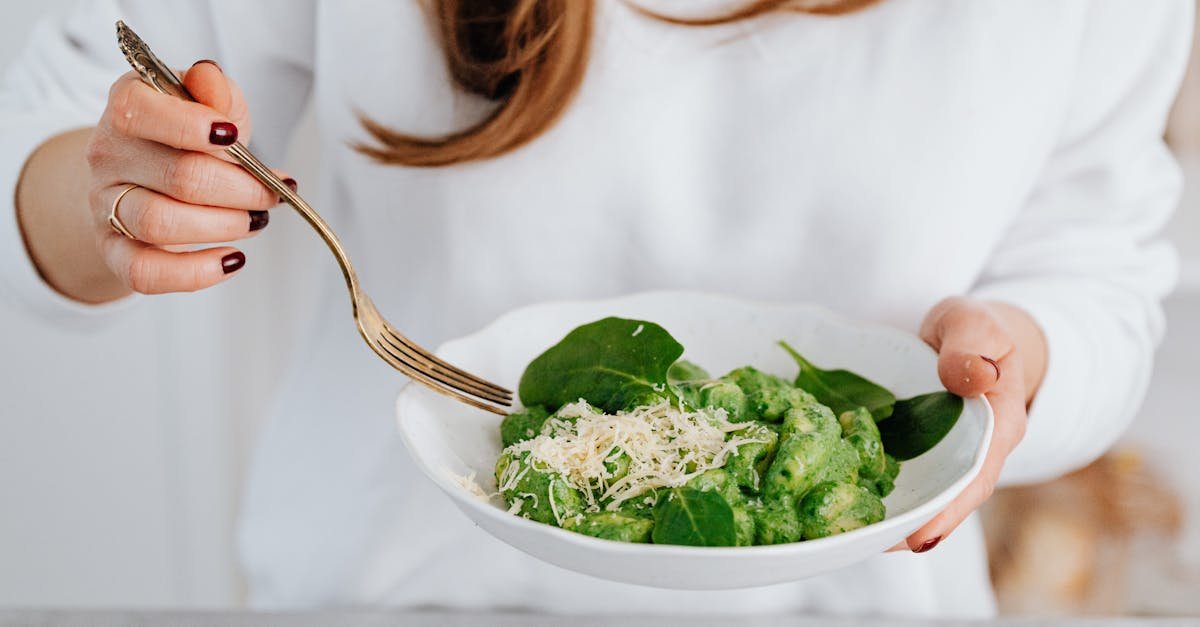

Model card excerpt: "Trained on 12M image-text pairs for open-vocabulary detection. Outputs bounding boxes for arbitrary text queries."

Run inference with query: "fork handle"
[115,21,361,294]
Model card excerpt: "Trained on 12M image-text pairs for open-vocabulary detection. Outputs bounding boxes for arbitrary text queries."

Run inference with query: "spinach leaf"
[779,342,895,421]
[519,318,684,414]
[651,487,737,547]
[877,391,964,460]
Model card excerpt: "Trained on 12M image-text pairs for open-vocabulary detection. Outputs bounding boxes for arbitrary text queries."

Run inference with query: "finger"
[107,74,239,152]
[182,61,233,117]
[920,298,1012,397]
[110,139,287,209]
[105,185,268,246]
[100,235,247,295]
[181,62,254,167]
[181,61,252,134]
[904,355,1027,552]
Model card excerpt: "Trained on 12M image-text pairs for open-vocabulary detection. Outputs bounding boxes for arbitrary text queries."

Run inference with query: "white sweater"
[0,0,1191,617]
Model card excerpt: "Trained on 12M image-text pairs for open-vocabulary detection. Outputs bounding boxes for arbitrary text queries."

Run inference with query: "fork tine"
[389,337,514,399]
[381,321,513,396]
[373,333,511,406]
[378,333,512,405]
[373,341,509,415]
[384,324,516,398]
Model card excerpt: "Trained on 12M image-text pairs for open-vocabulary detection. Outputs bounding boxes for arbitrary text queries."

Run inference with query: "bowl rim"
[396,290,995,557]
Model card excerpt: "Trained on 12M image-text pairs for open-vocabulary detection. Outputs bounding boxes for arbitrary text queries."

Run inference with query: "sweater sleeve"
[0,0,314,329]
[973,1,1193,485]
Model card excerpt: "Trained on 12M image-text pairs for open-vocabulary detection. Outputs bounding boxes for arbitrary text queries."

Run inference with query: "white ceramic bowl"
[395,291,993,590]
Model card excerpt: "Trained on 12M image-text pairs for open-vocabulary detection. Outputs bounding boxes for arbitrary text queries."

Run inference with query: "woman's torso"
[238,0,1088,615]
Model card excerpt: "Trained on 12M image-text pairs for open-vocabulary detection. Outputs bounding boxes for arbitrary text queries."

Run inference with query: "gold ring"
[108,184,140,239]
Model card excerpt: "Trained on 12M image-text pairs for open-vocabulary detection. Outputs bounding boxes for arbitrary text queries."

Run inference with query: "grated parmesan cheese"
[504,398,765,512]
[451,470,491,502]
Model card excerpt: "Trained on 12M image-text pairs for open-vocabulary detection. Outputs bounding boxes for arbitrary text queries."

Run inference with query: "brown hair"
[355,0,881,167]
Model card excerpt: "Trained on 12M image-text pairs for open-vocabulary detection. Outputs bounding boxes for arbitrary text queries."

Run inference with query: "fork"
[115,21,512,415]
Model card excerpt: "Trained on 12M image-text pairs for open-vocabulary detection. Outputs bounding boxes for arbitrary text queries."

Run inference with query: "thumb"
[919,298,1012,398]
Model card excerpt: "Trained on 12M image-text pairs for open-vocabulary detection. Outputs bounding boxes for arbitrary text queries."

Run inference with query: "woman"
[1,0,1190,617]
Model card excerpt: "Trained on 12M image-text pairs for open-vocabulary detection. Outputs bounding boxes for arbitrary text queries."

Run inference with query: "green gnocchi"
[493,317,958,547]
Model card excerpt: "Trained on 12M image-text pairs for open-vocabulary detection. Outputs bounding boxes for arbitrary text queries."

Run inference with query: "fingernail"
[914,536,942,553]
[981,356,1001,381]
[209,121,238,146]
[221,251,246,274]
[278,178,298,202]
[248,210,269,232]
[192,59,222,72]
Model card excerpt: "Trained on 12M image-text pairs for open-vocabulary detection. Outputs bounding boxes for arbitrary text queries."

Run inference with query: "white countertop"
[2,611,1199,627]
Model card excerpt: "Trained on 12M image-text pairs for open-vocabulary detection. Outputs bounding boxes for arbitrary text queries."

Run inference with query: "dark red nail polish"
[192,59,222,72]
[981,356,1001,381]
[209,122,237,146]
[915,537,942,553]
[221,251,246,274]
[278,178,298,202]
[248,211,269,232]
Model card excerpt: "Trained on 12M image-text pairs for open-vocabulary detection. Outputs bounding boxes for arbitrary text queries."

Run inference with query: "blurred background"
[0,0,1197,616]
